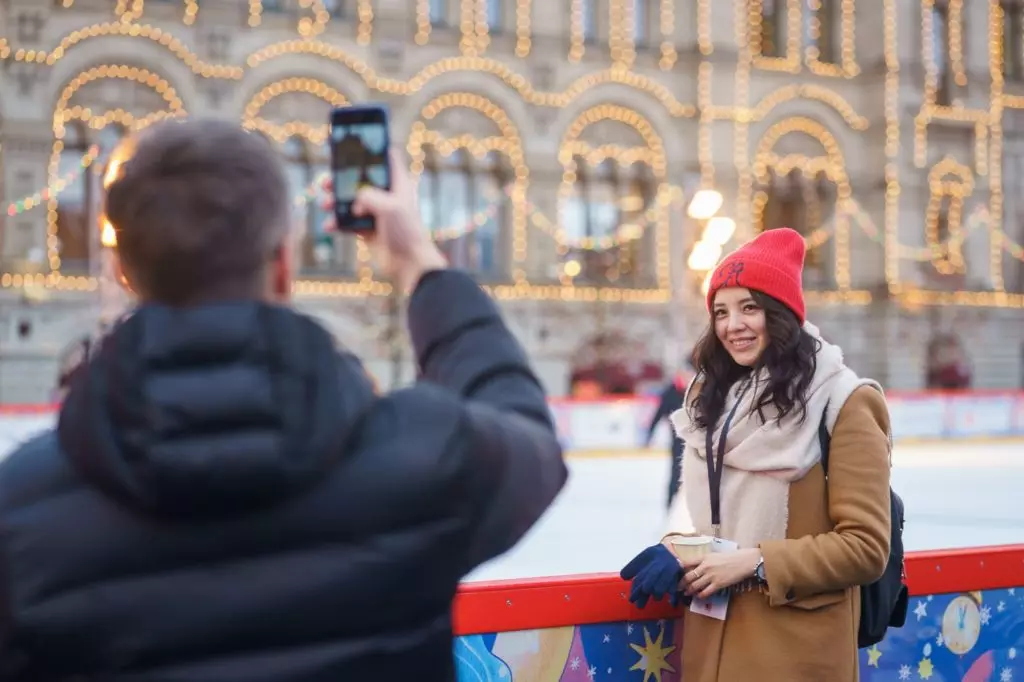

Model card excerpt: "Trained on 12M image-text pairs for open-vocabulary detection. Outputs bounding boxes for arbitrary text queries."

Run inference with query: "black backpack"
[819,403,909,649]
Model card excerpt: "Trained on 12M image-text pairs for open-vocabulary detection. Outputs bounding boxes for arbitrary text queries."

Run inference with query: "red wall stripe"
[453,544,1024,636]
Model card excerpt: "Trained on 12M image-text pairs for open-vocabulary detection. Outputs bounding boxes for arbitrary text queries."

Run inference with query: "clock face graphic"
[941,594,982,655]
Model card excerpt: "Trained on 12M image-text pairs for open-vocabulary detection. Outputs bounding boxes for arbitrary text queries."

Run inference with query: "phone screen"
[329,105,390,231]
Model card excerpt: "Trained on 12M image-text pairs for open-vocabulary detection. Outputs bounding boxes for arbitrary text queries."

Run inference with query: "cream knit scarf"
[666,322,883,548]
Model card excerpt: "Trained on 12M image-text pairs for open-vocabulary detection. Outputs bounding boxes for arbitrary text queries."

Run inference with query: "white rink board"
[0,390,1022,460]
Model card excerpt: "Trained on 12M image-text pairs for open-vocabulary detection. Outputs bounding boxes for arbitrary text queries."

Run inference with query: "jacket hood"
[58,302,377,520]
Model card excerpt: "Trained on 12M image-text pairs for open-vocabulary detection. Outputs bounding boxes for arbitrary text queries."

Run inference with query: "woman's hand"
[620,545,686,608]
[681,548,762,600]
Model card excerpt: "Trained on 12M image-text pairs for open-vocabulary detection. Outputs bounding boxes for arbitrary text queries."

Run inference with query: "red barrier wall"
[453,544,1024,635]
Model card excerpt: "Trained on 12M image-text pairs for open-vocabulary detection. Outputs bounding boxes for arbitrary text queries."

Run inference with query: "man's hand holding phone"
[322,149,447,294]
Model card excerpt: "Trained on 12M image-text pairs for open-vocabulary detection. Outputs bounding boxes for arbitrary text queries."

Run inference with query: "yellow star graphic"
[919,657,935,680]
[867,645,883,667]
[629,625,677,682]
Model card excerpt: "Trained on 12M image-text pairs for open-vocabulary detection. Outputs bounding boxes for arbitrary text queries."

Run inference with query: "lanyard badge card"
[690,384,749,621]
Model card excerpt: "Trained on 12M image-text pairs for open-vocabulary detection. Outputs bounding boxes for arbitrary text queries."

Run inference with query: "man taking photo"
[0,119,567,681]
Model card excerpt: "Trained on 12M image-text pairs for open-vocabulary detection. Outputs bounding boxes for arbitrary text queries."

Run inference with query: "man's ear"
[113,253,137,295]
[271,241,292,302]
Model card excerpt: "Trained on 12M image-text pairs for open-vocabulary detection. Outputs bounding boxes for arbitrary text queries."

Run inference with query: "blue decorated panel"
[454,588,1024,681]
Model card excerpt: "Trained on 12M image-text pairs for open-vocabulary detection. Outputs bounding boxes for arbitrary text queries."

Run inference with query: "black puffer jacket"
[0,270,567,681]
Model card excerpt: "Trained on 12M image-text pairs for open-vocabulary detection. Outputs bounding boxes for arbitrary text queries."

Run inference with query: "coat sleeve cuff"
[759,539,798,606]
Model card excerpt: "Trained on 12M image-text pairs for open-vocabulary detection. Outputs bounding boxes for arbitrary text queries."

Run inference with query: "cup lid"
[670,535,713,546]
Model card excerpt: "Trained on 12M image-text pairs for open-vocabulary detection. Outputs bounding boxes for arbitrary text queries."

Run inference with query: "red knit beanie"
[705,227,807,323]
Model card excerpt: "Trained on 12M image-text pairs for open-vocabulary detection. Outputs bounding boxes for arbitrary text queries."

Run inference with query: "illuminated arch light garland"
[515,0,532,57]
[925,157,974,275]
[115,0,145,23]
[241,77,351,144]
[805,0,859,78]
[296,0,331,38]
[244,42,697,117]
[46,66,186,274]
[5,10,1010,305]
[558,105,671,292]
[749,0,803,73]
[8,22,243,78]
[6,146,100,217]
[406,92,530,283]
[844,198,1000,261]
[751,116,852,290]
[183,0,198,25]
[356,0,373,45]
[748,84,869,130]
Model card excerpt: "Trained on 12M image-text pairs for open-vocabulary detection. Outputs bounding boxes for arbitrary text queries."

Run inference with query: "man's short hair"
[105,118,291,305]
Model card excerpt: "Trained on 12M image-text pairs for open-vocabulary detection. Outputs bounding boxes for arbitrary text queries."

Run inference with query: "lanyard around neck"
[705,382,752,538]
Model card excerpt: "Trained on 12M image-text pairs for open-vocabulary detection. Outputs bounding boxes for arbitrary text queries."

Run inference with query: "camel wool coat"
[676,385,892,682]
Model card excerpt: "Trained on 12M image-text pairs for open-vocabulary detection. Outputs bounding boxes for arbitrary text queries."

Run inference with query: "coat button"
[786,589,795,600]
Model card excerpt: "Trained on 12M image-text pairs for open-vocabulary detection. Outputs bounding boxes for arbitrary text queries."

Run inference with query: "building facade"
[0,0,1022,402]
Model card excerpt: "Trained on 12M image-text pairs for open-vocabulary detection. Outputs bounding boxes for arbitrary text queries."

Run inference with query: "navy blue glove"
[619,544,688,608]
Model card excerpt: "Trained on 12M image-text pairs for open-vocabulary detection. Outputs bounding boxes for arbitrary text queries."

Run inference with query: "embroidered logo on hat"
[712,261,745,290]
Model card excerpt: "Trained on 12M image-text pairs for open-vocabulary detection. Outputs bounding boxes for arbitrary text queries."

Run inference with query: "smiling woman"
[619,227,899,682]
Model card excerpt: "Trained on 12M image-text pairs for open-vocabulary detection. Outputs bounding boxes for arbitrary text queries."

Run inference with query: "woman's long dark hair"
[690,290,820,431]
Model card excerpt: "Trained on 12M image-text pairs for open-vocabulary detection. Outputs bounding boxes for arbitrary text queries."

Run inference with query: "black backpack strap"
[818,400,831,476]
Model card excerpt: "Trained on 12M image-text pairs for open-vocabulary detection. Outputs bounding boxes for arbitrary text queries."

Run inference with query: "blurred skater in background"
[644,359,694,508]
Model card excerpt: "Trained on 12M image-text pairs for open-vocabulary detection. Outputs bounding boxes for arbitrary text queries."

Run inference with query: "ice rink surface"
[466,440,1024,582]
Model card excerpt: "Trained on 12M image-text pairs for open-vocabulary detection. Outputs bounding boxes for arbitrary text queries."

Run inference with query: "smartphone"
[329,104,391,232]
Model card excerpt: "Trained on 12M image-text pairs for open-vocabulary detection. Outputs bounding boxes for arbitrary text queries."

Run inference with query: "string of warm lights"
[752,117,852,289]
[407,93,529,283]
[2,4,1018,307]
[296,0,331,39]
[515,0,532,57]
[749,0,802,73]
[474,0,490,54]
[659,0,677,69]
[243,42,698,116]
[733,0,754,243]
[559,105,670,290]
[249,0,262,27]
[748,84,869,130]
[240,77,349,144]
[883,0,901,288]
[924,157,973,274]
[115,0,144,23]
[183,0,198,25]
[987,0,1006,291]
[414,0,431,45]
[5,147,99,217]
[6,21,244,77]
[356,0,373,45]
[948,0,967,86]
[805,0,859,77]
[609,0,635,69]
[568,0,585,63]
[460,0,477,55]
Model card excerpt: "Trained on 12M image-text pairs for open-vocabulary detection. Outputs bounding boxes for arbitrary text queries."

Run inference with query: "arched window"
[760,168,834,281]
[55,124,92,272]
[759,0,788,58]
[562,157,655,287]
[632,0,648,45]
[486,0,502,30]
[581,0,597,42]
[931,1,953,104]
[283,137,355,276]
[97,125,125,160]
[419,147,507,278]
[810,0,839,64]
[429,0,447,25]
